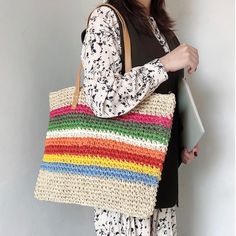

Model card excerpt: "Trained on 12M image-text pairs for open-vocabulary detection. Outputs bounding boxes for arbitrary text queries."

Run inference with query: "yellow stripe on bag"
[43,154,161,178]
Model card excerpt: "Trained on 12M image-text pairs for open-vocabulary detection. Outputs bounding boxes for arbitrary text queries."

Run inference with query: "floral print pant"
[94,205,177,236]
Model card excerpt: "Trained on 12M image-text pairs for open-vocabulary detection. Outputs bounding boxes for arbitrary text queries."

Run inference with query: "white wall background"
[167,0,235,235]
[0,0,234,235]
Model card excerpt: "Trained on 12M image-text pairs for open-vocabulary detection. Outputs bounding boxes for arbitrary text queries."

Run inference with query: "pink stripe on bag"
[50,104,172,128]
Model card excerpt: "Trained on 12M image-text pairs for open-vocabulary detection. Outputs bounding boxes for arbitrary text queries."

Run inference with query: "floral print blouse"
[80,5,171,118]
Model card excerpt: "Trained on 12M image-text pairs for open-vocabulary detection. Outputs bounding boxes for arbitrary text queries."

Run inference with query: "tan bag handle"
[71,3,132,109]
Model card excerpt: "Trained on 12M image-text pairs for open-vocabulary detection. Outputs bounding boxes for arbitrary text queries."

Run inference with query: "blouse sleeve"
[80,6,169,118]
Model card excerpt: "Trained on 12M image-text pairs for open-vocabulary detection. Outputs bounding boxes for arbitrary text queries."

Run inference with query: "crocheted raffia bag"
[34,3,176,219]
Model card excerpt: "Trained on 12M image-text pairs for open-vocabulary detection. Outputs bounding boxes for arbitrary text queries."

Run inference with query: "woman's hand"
[181,143,200,164]
[159,43,199,74]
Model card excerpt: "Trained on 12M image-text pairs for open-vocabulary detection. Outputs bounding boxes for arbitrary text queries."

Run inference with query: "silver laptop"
[178,77,205,151]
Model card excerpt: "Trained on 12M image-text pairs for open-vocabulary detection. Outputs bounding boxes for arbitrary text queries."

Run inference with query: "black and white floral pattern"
[80,5,170,118]
[94,206,177,236]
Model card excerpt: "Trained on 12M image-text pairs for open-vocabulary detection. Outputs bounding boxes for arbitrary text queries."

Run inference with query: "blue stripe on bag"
[40,162,159,186]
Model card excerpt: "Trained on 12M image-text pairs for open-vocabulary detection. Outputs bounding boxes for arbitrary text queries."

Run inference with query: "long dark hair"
[106,0,176,38]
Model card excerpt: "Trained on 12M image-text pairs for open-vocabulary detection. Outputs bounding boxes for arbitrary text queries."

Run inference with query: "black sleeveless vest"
[81,5,185,209]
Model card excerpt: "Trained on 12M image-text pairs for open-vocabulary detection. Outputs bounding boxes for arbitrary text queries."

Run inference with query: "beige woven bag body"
[34,3,176,218]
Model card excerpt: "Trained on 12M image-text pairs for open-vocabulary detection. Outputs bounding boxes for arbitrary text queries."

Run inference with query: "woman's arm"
[81,6,169,118]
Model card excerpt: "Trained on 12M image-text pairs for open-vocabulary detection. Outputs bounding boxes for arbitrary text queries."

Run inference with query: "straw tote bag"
[34,3,176,219]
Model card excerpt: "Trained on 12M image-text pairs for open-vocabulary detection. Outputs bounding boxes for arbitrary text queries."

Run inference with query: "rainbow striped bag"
[34,3,176,219]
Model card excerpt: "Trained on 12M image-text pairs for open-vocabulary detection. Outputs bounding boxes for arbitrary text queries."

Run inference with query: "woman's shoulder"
[81,4,122,45]
[88,4,120,26]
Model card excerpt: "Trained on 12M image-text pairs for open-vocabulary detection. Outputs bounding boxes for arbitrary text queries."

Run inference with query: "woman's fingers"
[184,149,193,160]
[187,54,198,74]
[189,49,199,63]
[182,148,195,164]
[186,46,199,74]
[182,144,200,165]
[182,149,191,164]
[187,60,197,74]
[193,143,200,156]
[188,65,195,74]
[184,148,191,157]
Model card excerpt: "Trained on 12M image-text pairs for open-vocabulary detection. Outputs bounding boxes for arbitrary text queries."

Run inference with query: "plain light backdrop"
[0,0,234,235]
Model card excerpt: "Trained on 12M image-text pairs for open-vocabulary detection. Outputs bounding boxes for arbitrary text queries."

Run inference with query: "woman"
[81,0,200,235]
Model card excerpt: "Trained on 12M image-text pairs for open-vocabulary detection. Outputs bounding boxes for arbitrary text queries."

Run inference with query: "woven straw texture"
[34,86,176,218]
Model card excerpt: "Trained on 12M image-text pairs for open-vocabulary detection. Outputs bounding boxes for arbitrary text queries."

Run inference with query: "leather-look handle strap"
[71,3,132,109]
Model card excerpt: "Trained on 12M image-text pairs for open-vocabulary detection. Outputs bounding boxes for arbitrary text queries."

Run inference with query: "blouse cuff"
[149,58,169,84]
